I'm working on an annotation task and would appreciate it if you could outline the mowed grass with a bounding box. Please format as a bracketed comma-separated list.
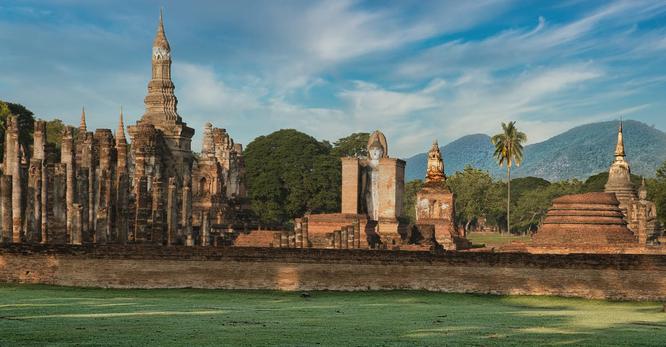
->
[467, 231, 533, 247]
[1, 285, 666, 346]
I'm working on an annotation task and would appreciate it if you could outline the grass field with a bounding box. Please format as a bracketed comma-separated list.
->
[1, 285, 665, 346]
[467, 231, 532, 247]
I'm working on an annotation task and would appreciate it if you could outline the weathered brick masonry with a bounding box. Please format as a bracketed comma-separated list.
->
[1, 244, 665, 301]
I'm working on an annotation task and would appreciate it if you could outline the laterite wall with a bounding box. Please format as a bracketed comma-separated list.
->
[1, 244, 665, 301]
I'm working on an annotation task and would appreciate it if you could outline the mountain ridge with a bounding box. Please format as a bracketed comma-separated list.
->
[404, 120, 666, 182]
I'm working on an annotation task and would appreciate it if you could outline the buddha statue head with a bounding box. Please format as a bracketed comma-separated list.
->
[368, 138, 384, 161]
[366, 130, 388, 161]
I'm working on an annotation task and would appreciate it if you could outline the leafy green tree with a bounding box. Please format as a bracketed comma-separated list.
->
[581, 172, 642, 193]
[512, 180, 582, 233]
[648, 161, 666, 225]
[491, 121, 527, 233]
[331, 132, 369, 158]
[306, 153, 341, 214]
[448, 166, 498, 232]
[0, 101, 36, 162]
[401, 179, 424, 223]
[45, 119, 67, 147]
[510, 177, 550, 200]
[244, 129, 340, 226]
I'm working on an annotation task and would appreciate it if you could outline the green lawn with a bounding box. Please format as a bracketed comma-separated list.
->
[1, 285, 665, 346]
[467, 231, 532, 247]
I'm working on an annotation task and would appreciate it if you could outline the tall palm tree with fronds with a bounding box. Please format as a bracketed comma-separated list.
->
[491, 121, 527, 233]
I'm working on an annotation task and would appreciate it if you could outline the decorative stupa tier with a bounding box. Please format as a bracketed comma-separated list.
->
[533, 192, 637, 245]
[424, 140, 446, 184]
[604, 121, 637, 210]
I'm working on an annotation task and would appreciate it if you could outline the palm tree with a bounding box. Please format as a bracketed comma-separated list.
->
[491, 121, 527, 234]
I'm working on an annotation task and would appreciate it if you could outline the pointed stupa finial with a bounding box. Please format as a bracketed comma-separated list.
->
[116, 106, 126, 144]
[153, 7, 170, 50]
[79, 106, 87, 133]
[614, 118, 625, 157]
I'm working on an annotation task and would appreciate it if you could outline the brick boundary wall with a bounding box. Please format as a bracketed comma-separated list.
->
[1, 244, 665, 301]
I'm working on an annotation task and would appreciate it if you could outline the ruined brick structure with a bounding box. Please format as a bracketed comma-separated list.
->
[414, 140, 470, 250]
[531, 192, 638, 246]
[604, 122, 662, 243]
[0, 13, 245, 246]
[282, 131, 407, 250]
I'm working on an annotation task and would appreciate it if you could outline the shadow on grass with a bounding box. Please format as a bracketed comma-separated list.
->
[0, 284, 664, 346]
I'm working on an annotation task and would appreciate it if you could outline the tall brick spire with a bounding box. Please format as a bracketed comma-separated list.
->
[142, 8, 181, 124]
[116, 106, 126, 145]
[79, 107, 87, 134]
[614, 120, 625, 158]
[129, 9, 194, 180]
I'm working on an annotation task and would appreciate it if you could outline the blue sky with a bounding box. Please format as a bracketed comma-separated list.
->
[1, 0, 665, 157]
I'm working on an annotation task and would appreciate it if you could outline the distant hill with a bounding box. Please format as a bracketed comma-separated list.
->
[404, 120, 666, 182]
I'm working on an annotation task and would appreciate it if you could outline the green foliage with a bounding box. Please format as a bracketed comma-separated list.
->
[0, 100, 35, 162]
[244, 129, 340, 226]
[448, 166, 502, 231]
[45, 119, 67, 147]
[491, 121, 527, 169]
[581, 172, 642, 193]
[648, 160, 666, 225]
[512, 180, 583, 233]
[331, 132, 369, 158]
[401, 179, 423, 223]
[657, 161, 666, 180]
[510, 177, 550, 198]
[491, 121, 528, 233]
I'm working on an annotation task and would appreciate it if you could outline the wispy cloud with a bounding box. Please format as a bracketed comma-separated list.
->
[0, 0, 665, 157]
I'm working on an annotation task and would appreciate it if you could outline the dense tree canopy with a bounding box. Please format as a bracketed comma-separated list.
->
[331, 132, 369, 158]
[401, 179, 423, 223]
[45, 119, 67, 147]
[244, 129, 341, 227]
[447, 166, 505, 232]
[402, 165, 666, 234]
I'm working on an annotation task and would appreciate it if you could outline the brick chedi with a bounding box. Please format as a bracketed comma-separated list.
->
[0, 11, 246, 247]
[603, 121, 662, 244]
[604, 121, 637, 214]
[414, 140, 469, 250]
[128, 10, 195, 180]
[532, 192, 637, 246]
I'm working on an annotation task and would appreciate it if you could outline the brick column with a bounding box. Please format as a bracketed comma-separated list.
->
[40, 161, 48, 244]
[182, 177, 193, 246]
[166, 177, 177, 245]
[1, 176, 12, 242]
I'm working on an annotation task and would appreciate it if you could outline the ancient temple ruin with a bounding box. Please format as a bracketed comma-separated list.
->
[604, 122, 662, 243]
[414, 141, 469, 249]
[532, 192, 637, 246]
[511, 122, 664, 253]
[0, 13, 245, 246]
[273, 130, 407, 249]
